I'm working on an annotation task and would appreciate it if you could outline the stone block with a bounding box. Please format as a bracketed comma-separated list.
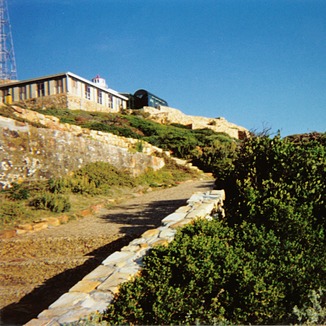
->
[17, 223, 33, 230]
[152, 239, 169, 247]
[24, 318, 58, 326]
[0, 229, 16, 239]
[161, 212, 187, 224]
[69, 280, 101, 293]
[32, 222, 48, 231]
[169, 219, 193, 229]
[139, 242, 150, 249]
[159, 228, 176, 239]
[57, 214, 69, 224]
[38, 307, 72, 319]
[129, 237, 146, 246]
[186, 193, 204, 204]
[43, 217, 61, 227]
[102, 251, 135, 266]
[89, 291, 114, 308]
[97, 272, 132, 291]
[49, 292, 89, 309]
[57, 308, 92, 325]
[186, 205, 213, 219]
[118, 263, 141, 277]
[83, 265, 115, 281]
[121, 244, 140, 252]
[210, 189, 226, 200]
[141, 228, 160, 239]
[175, 205, 192, 213]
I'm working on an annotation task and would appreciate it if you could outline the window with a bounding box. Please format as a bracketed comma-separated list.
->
[19, 86, 26, 100]
[37, 82, 45, 97]
[55, 79, 63, 94]
[85, 85, 91, 100]
[108, 94, 113, 108]
[72, 78, 78, 89]
[97, 90, 103, 104]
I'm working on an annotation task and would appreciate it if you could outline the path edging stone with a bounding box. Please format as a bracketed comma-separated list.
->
[25, 189, 225, 326]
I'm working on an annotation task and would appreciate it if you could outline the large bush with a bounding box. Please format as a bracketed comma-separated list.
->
[48, 162, 136, 195]
[29, 193, 71, 213]
[102, 133, 325, 325]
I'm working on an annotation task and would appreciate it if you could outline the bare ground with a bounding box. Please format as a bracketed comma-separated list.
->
[0, 177, 214, 325]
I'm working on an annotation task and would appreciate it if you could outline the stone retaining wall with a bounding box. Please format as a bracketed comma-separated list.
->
[0, 108, 167, 189]
[25, 189, 225, 325]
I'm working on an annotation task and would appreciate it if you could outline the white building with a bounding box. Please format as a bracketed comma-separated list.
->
[0, 72, 128, 113]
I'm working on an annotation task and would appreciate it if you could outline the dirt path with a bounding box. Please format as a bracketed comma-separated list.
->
[0, 177, 214, 325]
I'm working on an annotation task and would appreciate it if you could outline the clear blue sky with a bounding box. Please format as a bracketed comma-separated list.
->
[9, 0, 326, 136]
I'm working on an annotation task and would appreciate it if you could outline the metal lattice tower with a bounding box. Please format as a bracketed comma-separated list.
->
[0, 0, 17, 81]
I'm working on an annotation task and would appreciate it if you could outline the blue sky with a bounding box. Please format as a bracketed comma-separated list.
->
[9, 0, 326, 136]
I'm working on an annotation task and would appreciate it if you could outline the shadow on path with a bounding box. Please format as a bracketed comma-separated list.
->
[0, 236, 133, 326]
[0, 195, 196, 325]
[99, 198, 188, 236]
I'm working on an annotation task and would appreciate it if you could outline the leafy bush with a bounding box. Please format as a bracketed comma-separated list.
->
[103, 219, 295, 324]
[0, 201, 32, 227]
[48, 162, 136, 195]
[29, 193, 71, 213]
[102, 133, 326, 325]
[135, 140, 144, 152]
[192, 137, 238, 173]
[8, 183, 30, 200]
[293, 288, 326, 325]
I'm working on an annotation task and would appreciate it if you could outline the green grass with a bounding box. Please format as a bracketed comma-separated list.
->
[0, 161, 200, 230]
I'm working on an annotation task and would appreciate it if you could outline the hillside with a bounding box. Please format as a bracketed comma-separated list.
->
[139, 105, 248, 139]
[0, 104, 241, 186]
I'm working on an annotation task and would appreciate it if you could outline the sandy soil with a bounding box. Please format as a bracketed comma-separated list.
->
[0, 178, 214, 325]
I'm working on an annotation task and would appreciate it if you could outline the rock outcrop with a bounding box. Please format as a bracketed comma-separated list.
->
[139, 106, 249, 139]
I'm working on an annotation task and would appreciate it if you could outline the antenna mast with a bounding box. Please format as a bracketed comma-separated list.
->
[0, 0, 17, 81]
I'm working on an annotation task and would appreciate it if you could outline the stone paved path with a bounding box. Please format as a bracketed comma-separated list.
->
[0, 177, 214, 325]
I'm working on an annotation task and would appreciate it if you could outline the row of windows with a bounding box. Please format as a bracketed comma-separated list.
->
[5, 79, 65, 100]
[85, 85, 122, 109]
[2, 77, 125, 109]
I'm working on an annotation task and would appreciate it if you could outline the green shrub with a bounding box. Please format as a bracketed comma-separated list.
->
[293, 288, 326, 325]
[102, 132, 326, 325]
[135, 140, 144, 152]
[29, 193, 71, 213]
[0, 201, 31, 227]
[103, 219, 292, 324]
[48, 162, 137, 195]
[8, 183, 30, 200]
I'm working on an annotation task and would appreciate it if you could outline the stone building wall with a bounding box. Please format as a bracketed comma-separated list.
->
[66, 94, 120, 113]
[22, 94, 68, 110]
[19, 94, 121, 113]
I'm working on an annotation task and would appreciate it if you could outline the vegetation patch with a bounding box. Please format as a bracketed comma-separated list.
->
[99, 133, 325, 325]
[0, 161, 199, 230]
[32, 107, 238, 167]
